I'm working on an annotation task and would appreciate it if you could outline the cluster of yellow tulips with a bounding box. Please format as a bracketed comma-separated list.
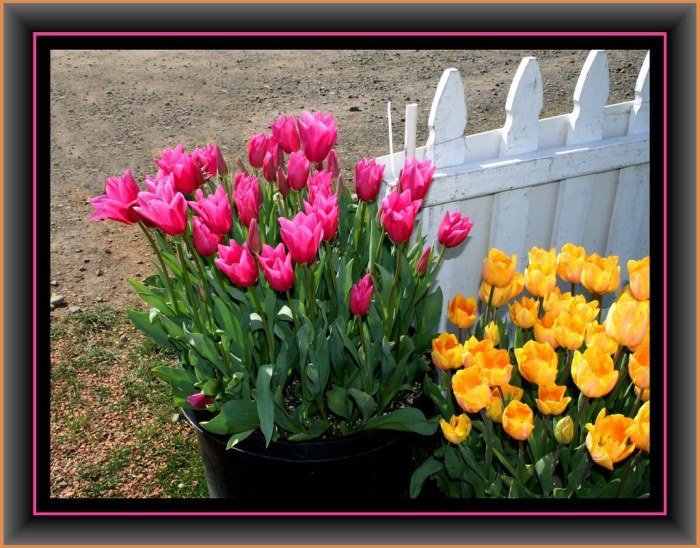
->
[415, 244, 651, 498]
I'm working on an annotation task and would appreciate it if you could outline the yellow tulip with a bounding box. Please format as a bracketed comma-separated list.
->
[568, 298, 599, 323]
[628, 341, 650, 390]
[631, 401, 650, 452]
[535, 384, 572, 415]
[585, 321, 619, 355]
[482, 248, 517, 288]
[524, 268, 557, 298]
[439, 414, 472, 445]
[514, 340, 559, 386]
[475, 348, 513, 387]
[554, 416, 575, 444]
[571, 347, 618, 398]
[502, 401, 535, 441]
[486, 384, 524, 424]
[528, 246, 557, 274]
[483, 321, 500, 346]
[581, 253, 621, 295]
[480, 271, 525, 308]
[452, 366, 493, 414]
[629, 325, 650, 353]
[556, 243, 587, 284]
[462, 336, 495, 368]
[447, 294, 477, 329]
[553, 311, 587, 350]
[431, 333, 465, 371]
[634, 386, 650, 402]
[509, 296, 539, 329]
[585, 408, 636, 470]
[533, 312, 559, 349]
[604, 299, 650, 348]
[542, 287, 572, 316]
[628, 257, 650, 301]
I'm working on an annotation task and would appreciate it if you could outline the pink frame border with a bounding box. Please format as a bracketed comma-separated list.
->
[35, 31, 667, 517]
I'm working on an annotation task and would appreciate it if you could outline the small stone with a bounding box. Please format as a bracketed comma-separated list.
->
[136, 260, 144, 265]
[50, 280, 59, 287]
[50, 303, 55, 310]
[50, 294, 65, 306]
[349, 105, 361, 112]
[83, 258, 90, 263]
[178, 483, 185, 489]
[69, 306, 82, 314]
[104, 248, 112, 254]
[79, 266, 87, 272]
[96, 269, 104, 277]
[58, 481, 68, 489]
[171, 413, 180, 423]
[96, 296, 104, 302]
[120, 334, 129, 342]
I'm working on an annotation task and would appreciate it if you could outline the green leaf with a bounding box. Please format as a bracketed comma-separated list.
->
[410, 457, 443, 498]
[287, 419, 329, 441]
[277, 305, 293, 323]
[226, 429, 255, 450]
[128, 309, 173, 349]
[256, 364, 275, 447]
[326, 386, 352, 419]
[200, 399, 259, 435]
[152, 365, 198, 400]
[349, 388, 377, 425]
[364, 408, 438, 435]
[424, 374, 453, 420]
[418, 287, 443, 333]
[535, 453, 556, 496]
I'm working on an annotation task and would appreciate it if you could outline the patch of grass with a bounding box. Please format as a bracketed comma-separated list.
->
[71, 305, 125, 336]
[66, 414, 91, 434]
[77, 446, 133, 497]
[72, 344, 118, 376]
[154, 431, 208, 498]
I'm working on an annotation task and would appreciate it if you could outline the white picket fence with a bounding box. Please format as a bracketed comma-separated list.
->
[376, 50, 650, 330]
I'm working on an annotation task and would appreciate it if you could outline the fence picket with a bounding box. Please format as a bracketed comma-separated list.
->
[627, 51, 650, 135]
[426, 68, 468, 169]
[567, 50, 609, 146]
[500, 57, 543, 157]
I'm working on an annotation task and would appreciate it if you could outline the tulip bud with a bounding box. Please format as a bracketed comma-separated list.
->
[350, 274, 374, 316]
[247, 218, 262, 254]
[416, 247, 431, 275]
[186, 392, 213, 410]
[554, 416, 574, 444]
[263, 149, 278, 183]
[483, 321, 500, 346]
[325, 149, 340, 179]
[236, 157, 249, 176]
[277, 167, 290, 197]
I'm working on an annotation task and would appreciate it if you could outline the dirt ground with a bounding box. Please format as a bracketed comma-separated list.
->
[49, 49, 647, 313]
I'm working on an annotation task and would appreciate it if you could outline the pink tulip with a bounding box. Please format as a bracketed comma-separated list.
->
[233, 175, 262, 228]
[287, 151, 311, 191]
[192, 216, 223, 257]
[297, 110, 338, 163]
[215, 241, 259, 287]
[304, 193, 339, 242]
[236, 157, 249, 176]
[89, 169, 140, 224]
[354, 158, 385, 202]
[155, 146, 204, 195]
[134, 175, 188, 236]
[278, 211, 324, 265]
[270, 114, 300, 154]
[277, 167, 290, 197]
[248, 133, 269, 168]
[350, 274, 374, 316]
[247, 218, 262, 254]
[186, 392, 213, 410]
[257, 243, 295, 292]
[325, 149, 340, 179]
[416, 246, 431, 275]
[380, 189, 422, 244]
[188, 185, 232, 235]
[437, 211, 474, 249]
[192, 144, 228, 179]
[307, 170, 334, 205]
[263, 148, 278, 183]
[399, 157, 435, 201]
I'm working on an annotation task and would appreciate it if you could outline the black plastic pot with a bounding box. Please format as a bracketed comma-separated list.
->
[182, 408, 419, 508]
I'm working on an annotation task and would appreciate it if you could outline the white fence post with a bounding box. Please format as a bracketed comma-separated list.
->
[500, 57, 543, 157]
[566, 50, 610, 145]
[425, 68, 468, 169]
[627, 51, 650, 135]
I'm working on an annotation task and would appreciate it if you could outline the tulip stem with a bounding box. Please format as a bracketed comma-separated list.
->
[138, 221, 177, 311]
[596, 293, 604, 323]
[184, 237, 215, 328]
[616, 449, 644, 497]
[324, 241, 337, 294]
[250, 286, 276, 365]
[552, 443, 563, 473]
[304, 265, 317, 323]
[358, 315, 372, 393]
[487, 283, 496, 324]
[285, 290, 300, 331]
[175, 238, 204, 334]
[479, 409, 494, 479]
[371, 230, 386, 274]
[386, 242, 404, 336]
[574, 395, 590, 445]
[570, 282, 576, 297]
[575, 458, 595, 495]
[630, 385, 644, 415]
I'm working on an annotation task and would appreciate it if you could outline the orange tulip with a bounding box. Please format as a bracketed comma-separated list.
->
[585, 408, 636, 470]
[634, 386, 650, 402]
[482, 248, 517, 288]
[462, 336, 495, 368]
[581, 253, 620, 295]
[535, 384, 572, 415]
[585, 321, 619, 355]
[542, 287, 573, 316]
[509, 296, 539, 329]
[431, 333, 465, 371]
[447, 294, 477, 329]
[486, 384, 525, 424]
[628, 341, 650, 390]
[452, 366, 493, 414]
[556, 243, 587, 284]
[628, 257, 650, 301]
[533, 312, 559, 349]
[439, 414, 472, 445]
[553, 311, 587, 350]
[568, 298, 599, 323]
[479, 271, 525, 308]
[631, 401, 650, 452]
[483, 321, 501, 346]
[475, 348, 513, 387]
[502, 401, 535, 441]
[525, 247, 557, 297]
[604, 299, 650, 348]
[514, 340, 559, 386]
[571, 347, 618, 398]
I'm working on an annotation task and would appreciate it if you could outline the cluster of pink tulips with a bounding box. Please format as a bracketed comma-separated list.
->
[90, 110, 474, 446]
